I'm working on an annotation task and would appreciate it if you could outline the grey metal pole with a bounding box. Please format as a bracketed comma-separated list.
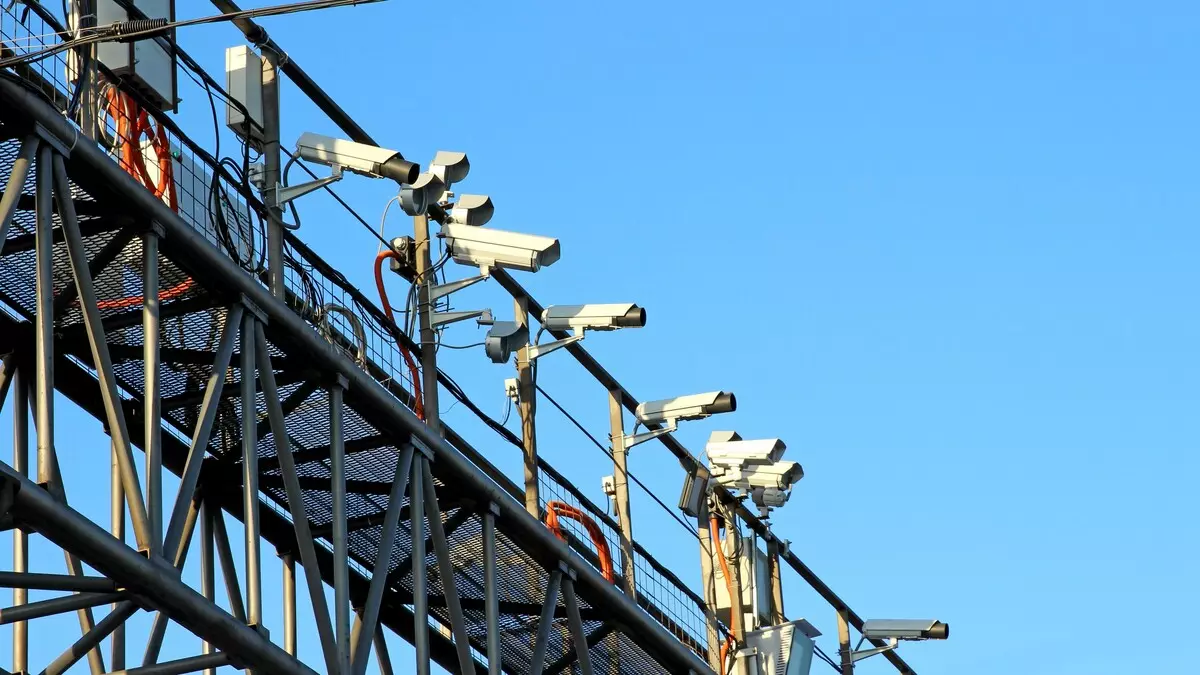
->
[421, 459, 474, 675]
[211, 510, 248, 623]
[608, 388, 636, 598]
[143, 497, 202, 666]
[482, 506, 501, 675]
[528, 569, 563, 675]
[0, 136, 38, 248]
[261, 49, 285, 300]
[111, 652, 232, 675]
[34, 144, 54, 488]
[12, 366, 28, 675]
[413, 214, 441, 433]
[0, 572, 116, 593]
[201, 499, 217, 675]
[330, 379, 351, 674]
[697, 502, 722, 671]
[143, 228, 163, 558]
[241, 312, 262, 630]
[112, 438, 127, 671]
[513, 297, 539, 517]
[766, 539, 785, 625]
[560, 578, 594, 675]
[43, 601, 139, 675]
[281, 554, 296, 657]
[350, 444, 416, 675]
[837, 610, 854, 675]
[410, 456, 430, 675]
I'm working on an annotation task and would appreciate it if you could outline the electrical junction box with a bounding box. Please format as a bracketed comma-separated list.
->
[714, 542, 771, 631]
[743, 620, 821, 675]
[225, 45, 264, 144]
[96, 0, 177, 112]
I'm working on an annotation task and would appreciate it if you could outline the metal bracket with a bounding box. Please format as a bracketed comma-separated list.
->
[274, 165, 344, 206]
[623, 420, 677, 450]
[526, 332, 584, 360]
[429, 308, 493, 329]
[239, 295, 268, 324]
[34, 120, 76, 156]
[851, 639, 897, 663]
[428, 273, 487, 302]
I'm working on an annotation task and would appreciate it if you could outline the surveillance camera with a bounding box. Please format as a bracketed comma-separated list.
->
[540, 304, 646, 332]
[296, 132, 419, 184]
[751, 486, 789, 513]
[430, 150, 470, 187]
[448, 194, 495, 227]
[706, 436, 786, 468]
[399, 172, 447, 216]
[711, 461, 803, 491]
[861, 620, 949, 641]
[635, 391, 735, 426]
[440, 222, 561, 274]
[484, 321, 529, 364]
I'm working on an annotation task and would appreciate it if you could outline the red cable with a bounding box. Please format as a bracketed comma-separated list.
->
[99, 89, 194, 309]
[374, 250, 425, 420]
[544, 501, 616, 583]
[711, 515, 741, 662]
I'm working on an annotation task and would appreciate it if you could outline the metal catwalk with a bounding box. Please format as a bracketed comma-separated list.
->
[0, 64, 712, 675]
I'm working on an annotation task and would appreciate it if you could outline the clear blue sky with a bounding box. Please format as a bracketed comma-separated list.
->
[3, 1, 1199, 674]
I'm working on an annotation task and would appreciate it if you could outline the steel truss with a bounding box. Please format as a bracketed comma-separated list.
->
[0, 75, 711, 675]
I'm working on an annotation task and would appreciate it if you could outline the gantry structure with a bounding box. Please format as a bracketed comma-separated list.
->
[0, 3, 921, 675]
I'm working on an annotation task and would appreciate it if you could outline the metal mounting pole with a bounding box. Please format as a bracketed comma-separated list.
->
[837, 610, 855, 675]
[766, 539, 785, 625]
[482, 505, 501, 675]
[241, 312, 262, 631]
[34, 143, 54, 488]
[697, 501, 722, 671]
[143, 228, 163, 558]
[330, 379, 351, 674]
[11, 366, 27, 675]
[282, 554, 296, 657]
[112, 438, 127, 671]
[413, 214, 441, 433]
[514, 296, 539, 517]
[608, 388, 636, 598]
[261, 48, 285, 300]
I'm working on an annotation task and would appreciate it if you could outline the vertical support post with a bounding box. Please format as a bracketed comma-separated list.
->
[330, 378, 350, 674]
[12, 367, 28, 675]
[725, 517, 746, 643]
[514, 296, 538, 517]
[482, 505, 501, 675]
[111, 438, 126, 671]
[837, 610, 854, 675]
[200, 499, 217, 675]
[240, 312, 262, 630]
[143, 227, 163, 558]
[410, 456, 430, 675]
[261, 49, 285, 300]
[413, 213, 440, 433]
[281, 553, 296, 657]
[697, 501, 722, 671]
[765, 539, 785, 625]
[607, 388, 636, 598]
[34, 144, 54, 489]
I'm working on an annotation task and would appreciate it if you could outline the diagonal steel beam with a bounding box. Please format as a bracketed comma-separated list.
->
[387, 505, 475, 589]
[529, 569, 564, 675]
[544, 624, 614, 675]
[0, 136, 38, 250]
[162, 305, 243, 562]
[561, 577, 594, 675]
[52, 154, 152, 552]
[423, 455, 476, 674]
[0, 215, 127, 255]
[258, 433, 389, 472]
[42, 600, 139, 675]
[349, 443, 416, 675]
[51, 227, 138, 317]
[254, 321, 340, 675]
[0, 591, 127, 626]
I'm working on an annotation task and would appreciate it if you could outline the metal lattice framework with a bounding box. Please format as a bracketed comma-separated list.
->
[0, 3, 929, 675]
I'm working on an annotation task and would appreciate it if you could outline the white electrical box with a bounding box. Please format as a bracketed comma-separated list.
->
[714, 542, 772, 631]
[96, 0, 177, 112]
[743, 620, 821, 675]
[224, 46, 264, 144]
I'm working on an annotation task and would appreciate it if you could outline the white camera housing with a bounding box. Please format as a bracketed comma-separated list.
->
[861, 620, 949, 641]
[541, 304, 646, 332]
[440, 222, 560, 274]
[430, 150, 470, 186]
[296, 132, 419, 184]
[711, 461, 803, 491]
[448, 194, 495, 227]
[635, 391, 736, 426]
[706, 437, 786, 468]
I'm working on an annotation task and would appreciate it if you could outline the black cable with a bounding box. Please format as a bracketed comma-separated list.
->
[813, 644, 843, 673]
[534, 382, 696, 535]
[438, 369, 523, 449]
[279, 145, 388, 248]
